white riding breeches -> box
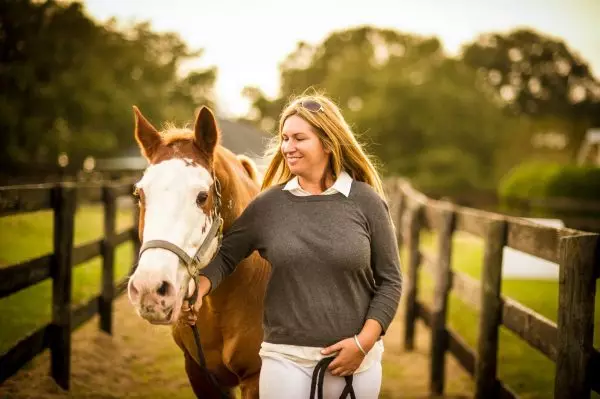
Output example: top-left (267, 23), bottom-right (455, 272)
top-left (259, 353), bottom-right (382, 399)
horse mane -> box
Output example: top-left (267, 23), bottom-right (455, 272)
top-left (236, 154), bottom-right (261, 184)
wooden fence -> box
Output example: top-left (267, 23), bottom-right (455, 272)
top-left (502, 195), bottom-right (600, 233)
top-left (384, 178), bottom-right (600, 398)
top-left (0, 180), bottom-right (140, 389)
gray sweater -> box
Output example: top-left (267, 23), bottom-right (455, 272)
top-left (200, 181), bottom-right (402, 347)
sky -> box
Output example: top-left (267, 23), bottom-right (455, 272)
top-left (83, 0), bottom-right (600, 118)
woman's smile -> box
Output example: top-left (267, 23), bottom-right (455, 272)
top-left (286, 156), bottom-right (302, 165)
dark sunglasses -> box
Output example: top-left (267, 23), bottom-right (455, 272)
top-left (300, 99), bottom-right (324, 113)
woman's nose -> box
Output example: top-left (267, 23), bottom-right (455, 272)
top-left (282, 141), bottom-right (295, 153)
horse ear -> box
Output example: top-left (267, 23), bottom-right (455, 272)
top-left (193, 106), bottom-right (220, 155)
top-left (133, 106), bottom-right (161, 160)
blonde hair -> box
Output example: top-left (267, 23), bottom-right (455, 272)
top-left (261, 93), bottom-right (386, 200)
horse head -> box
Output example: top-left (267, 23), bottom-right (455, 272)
top-left (127, 106), bottom-right (222, 325)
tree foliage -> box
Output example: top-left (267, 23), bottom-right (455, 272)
top-left (0, 0), bottom-right (216, 169)
top-left (244, 26), bottom-right (517, 191)
top-left (463, 29), bottom-right (600, 119)
top-left (244, 26), bottom-right (600, 192)
top-left (462, 29), bottom-right (600, 157)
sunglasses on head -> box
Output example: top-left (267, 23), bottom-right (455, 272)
top-left (300, 99), bottom-right (324, 113)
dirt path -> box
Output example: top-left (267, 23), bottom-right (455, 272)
top-left (0, 295), bottom-right (473, 398)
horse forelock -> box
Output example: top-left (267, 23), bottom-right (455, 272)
top-left (145, 128), bottom-right (207, 167)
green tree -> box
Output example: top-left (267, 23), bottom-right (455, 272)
top-left (462, 29), bottom-right (600, 157)
top-left (244, 26), bottom-right (515, 192)
top-left (0, 0), bottom-right (216, 171)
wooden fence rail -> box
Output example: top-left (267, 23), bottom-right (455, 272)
top-left (384, 178), bottom-right (600, 399)
top-left (0, 180), bottom-right (139, 389)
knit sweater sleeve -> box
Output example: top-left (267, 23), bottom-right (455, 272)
top-left (359, 189), bottom-right (403, 334)
top-left (198, 195), bottom-right (261, 292)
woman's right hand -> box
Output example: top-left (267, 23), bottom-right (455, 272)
top-left (180, 276), bottom-right (211, 326)
top-left (180, 297), bottom-right (202, 325)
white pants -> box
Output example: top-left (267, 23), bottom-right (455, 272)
top-left (259, 355), bottom-right (382, 399)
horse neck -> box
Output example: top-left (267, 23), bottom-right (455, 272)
top-left (213, 149), bottom-right (260, 232)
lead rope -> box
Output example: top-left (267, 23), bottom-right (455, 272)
top-left (309, 357), bottom-right (357, 399)
top-left (188, 174), bottom-right (229, 399)
top-left (187, 270), bottom-right (229, 399)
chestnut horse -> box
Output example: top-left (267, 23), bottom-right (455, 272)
top-left (127, 106), bottom-right (268, 398)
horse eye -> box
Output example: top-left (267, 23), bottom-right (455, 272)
top-left (196, 191), bottom-right (209, 206)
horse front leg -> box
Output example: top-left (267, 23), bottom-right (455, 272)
top-left (184, 351), bottom-right (237, 399)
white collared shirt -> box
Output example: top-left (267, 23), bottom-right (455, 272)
top-left (282, 170), bottom-right (353, 197)
top-left (259, 170), bottom-right (384, 374)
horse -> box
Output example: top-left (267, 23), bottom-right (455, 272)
top-left (127, 105), bottom-right (269, 398)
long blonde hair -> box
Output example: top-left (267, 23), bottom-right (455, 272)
top-left (261, 93), bottom-right (386, 200)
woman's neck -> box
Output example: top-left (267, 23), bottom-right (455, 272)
top-left (298, 171), bottom-right (335, 195)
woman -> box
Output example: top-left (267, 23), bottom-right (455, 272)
top-left (191, 94), bottom-right (402, 398)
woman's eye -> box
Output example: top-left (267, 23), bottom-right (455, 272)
top-left (196, 192), bottom-right (209, 206)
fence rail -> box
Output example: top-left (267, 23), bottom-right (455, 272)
top-left (0, 180), bottom-right (140, 389)
top-left (384, 178), bottom-right (599, 399)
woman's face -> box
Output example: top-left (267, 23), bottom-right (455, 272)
top-left (281, 115), bottom-right (331, 180)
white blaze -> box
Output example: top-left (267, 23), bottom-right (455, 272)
top-left (132, 158), bottom-right (218, 302)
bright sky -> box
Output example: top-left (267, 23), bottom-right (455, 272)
top-left (83, 0), bottom-right (600, 117)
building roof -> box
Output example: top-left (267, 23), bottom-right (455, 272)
top-left (97, 118), bottom-right (272, 171)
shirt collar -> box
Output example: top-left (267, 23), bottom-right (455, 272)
top-left (282, 170), bottom-right (353, 197)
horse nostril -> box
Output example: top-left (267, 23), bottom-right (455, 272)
top-left (157, 280), bottom-right (171, 297)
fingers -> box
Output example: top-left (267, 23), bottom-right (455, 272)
top-left (186, 313), bottom-right (198, 325)
top-left (180, 299), bottom-right (200, 326)
top-left (328, 355), bottom-right (360, 376)
top-left (330, 367), bottom-right (355, 377)
top-left (321, 342), bottom-right (342, 355)
top-left (192, 298), bottom-right (203, 313)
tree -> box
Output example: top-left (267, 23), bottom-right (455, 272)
top-left (243, 26), bottom-right (516, 192)
top-left (462, 29), bottom-right (600, 157)
top-left (0, 0), bottom-right (216, 171)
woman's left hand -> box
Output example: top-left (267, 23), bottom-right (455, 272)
top-left (321, 337), bottom-right (366, 377)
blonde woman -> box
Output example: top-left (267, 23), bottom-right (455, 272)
top-left (193, 94), bottom-right (402, 398)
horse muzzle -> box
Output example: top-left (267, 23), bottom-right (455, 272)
top-left (128, 276), bottom-right (179, 324)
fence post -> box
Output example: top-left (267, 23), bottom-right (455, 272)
top-left (131, 183), bottom-right (141, 273)
top-left (475, 217), bottom-right (507, 398)
top-left (404, 203), bottom-right (422, 351)
top-left (50, 182), bottom-right (76, 390)
top-left (430, 206), bottom-right (455, 395)
top-left (554, 234), bottom-right (598, 398)
top-left (100, 184), bottom-right (117, 334)
top-left (395, 186), bottom-right (406, 250)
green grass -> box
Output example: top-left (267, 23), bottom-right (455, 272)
top-left (413, 231), bottom-right (600, 399)
top-left (0, 204), bottom-right (136, 354)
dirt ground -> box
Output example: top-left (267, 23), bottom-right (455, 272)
top-left (0, 295), bottom-right (473, 398)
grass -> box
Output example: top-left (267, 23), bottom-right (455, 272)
top-left (0, 203), bottom-right (199, 398)
top-left (0, 204), bottom-right (136, 354)
top-left (413, 231), bottom-right (600, 399)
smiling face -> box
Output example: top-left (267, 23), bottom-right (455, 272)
top-left (127, 106), bottom-right (221, 325)
top-left (281, 115), bottom-right (331, 182)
